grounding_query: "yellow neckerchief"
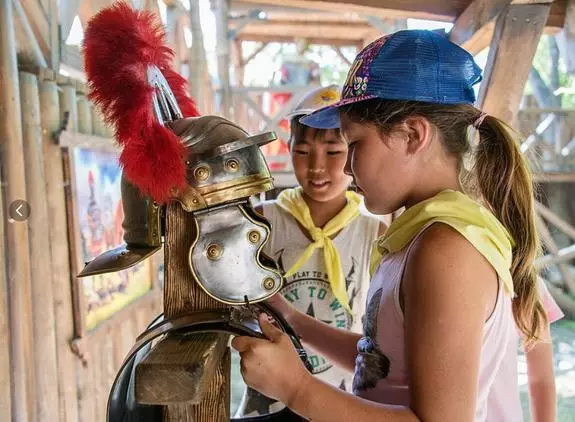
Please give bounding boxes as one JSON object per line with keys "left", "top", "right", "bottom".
{"left": 369, "top": 190, "right": 515, "bottom": 295}
{"left": 276, "top": 187, "right": 362, "bottom": 313}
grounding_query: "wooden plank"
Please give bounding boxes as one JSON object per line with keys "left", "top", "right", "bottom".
{"left": 452, "top": 0, "right": 566, "bottom": 54}
{"left": 77, "top": 94, "right": 94, "bottom": 135}
{"left": 157, "top": 203, "right": 231, "bottom": 421}
{"left": 535, "top": 213, "right": 575, "bottom": 294}
{"left": 533, "top": 172, "right": 575, "bottom": 183}
{"left": 163, "top": 349, "right": 231, "bottom": 421}
{"left": 136, "top": 333, "right": 229, "bottom": 404}
{"left": 536, "top": 201, "right": 575, "bottom": 241}
{"left": 213, "top": 0, "right": 232, "bottom": 118}
{"left": 20, "top": 71, "right": 61, "bottom": 422}
{"left": 39, "top": 77, "right": 80, "bottom": 422}
{"left": 18, "top": 0, "right": 51, "bottom": 61}
{"left": 0, "top": 160, "right": 11, "bottom": 422}
{"left": 0, "top": 2, "right": 35, "bottom": 420}
{"left": 238, "top": 33, "right": 359, "bottom": 46}
{"left": 76, "top": 344, "right": 96, "bottom": 422}
{"left": 478, "top": 3, "right": 551, "bottom": 123}
{"left": 450, "top": 0, "right": 512, "bottom": 52}
{"left": 240, "top": 22, "right": 373, "bottom": 42}
{"left": 233, "top": 0, "right": 467, "bottom": 21}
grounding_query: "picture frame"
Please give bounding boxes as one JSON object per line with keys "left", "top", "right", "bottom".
{"left": 61, "top": 131, "right": 157, "bottom": 337}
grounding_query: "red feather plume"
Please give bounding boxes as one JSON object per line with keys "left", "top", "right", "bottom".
{"left": 83, "top": 2, "right": 200, "bottom": 203}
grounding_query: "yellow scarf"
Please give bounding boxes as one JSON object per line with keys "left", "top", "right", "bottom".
{"left": 276, "top": 187, "right": 362, "bottom": 313}
{"left": 369, "top": 190, "right": 516, "bottom": 295}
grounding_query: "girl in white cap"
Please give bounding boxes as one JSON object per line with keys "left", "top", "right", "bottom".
{"left": 234, "top": 84, "right": 385, "bottom": 420}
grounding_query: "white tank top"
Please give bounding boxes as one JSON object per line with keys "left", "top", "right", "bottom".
{"left": 262, "top": 200, "right": 380, "bottom": 390}
{"left": 354, "top": 222, "right": 522, "bottom": 421}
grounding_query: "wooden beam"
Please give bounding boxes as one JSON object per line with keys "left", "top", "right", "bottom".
{"left": 18, "top": 0, "right": 51, "bottom": 60}
{"left": 240, "top": 21, "right": 373, "bottom": 41}
{"left": 136, "top": 333, "right": 228, "bottom": 404}
{"left": 535, "top": 213, "right": 575, "bottom": 294}
{"left": 13, "top": 0, "right": 48, "bottom": 67}
{"left": 238, "top": 33, "right": 360, "bottom": 46}
{"left": 40, "top": 75, "right": 80, "bottom": 422}
{"left": 233, "top": 0, "right": 466, "bottom": 21}
{"left": 450, "top": 0, "right": 513, "bottom": 53}
{"left": 0, "top": 157, "right": 11, "bottom": 422}
{"left": 212, "top": 0, "right": 232, "bottom": 118}
{"left": 0, "top": 1, "right": 35, "bottom": 421}
{"left": 146, "top": 203, "right": 231, "bottom": 421}
{"left": 532, "top": 172, "right": 575, "bottom": 183}
{"left": 333, "top": 46, "right": 352, "bottom": 65}
{"left": 478, "top": 3, "right": 551, "bottom": 122}
{"left": 242, "top": 42, "right": 269, "bottom": 66}
{"left": 451, "top": 0, "right": 566, "bottom": 54}
{"left": 20, "top": 71, "right": 61, "bottom": 421}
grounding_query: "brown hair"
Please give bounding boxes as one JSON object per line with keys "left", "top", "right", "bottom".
{"left": 341, "top": 99, "right": 546, "bottom": 344}
{"left": 289, "top": 116, "right": 342, "bottom": 149}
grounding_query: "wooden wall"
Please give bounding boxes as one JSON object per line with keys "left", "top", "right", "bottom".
{"left": 0, "top": 64, "right": 162, "bottom": 422}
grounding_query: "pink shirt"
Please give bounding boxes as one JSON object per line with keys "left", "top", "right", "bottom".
{"left": 353, "top": 225, "right": 563, "bottom": 421}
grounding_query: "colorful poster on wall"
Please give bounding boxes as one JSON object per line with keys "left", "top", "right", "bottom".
{"left": 71, "top": 147, "right": 152, "bottom": 331}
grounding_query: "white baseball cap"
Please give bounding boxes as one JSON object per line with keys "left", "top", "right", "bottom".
{"left": 285, "top": 84, "right": 341, "bottom": 121}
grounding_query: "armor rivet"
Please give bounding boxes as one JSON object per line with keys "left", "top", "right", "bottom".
{"left": 225, "top": 158, "right": 240, "bottom": 173}
{"left": 248, "top": 230, "right": 261, "bottom": 244}
{"left": 194, "top": 165, "right": 210, "bottom": 182}
{"left": 192, "top": 198, "right": 199, "bottom": 204}
{"left": 262, "top": 278, "right": 275, "bottom": 291}
{"left": 206, "top": 243, "right": 223, "bottom": 260}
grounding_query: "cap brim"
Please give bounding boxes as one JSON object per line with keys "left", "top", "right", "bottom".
{"left": 299, "top": 94, "right": 376, "bottom": 129}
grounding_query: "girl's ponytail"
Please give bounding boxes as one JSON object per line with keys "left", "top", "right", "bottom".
{"left": 475, "top": 116, "right": 546, "bottom": 344}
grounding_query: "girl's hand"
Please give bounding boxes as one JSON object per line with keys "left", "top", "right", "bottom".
{"left": 231, "top": 313, "right": 311, "bottom": 406}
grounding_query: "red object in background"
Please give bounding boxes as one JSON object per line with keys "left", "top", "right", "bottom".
{"left": 263, "top": 92, "right": 291, "bottom": 171}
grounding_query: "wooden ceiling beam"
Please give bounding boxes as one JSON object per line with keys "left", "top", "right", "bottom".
{"left": 240, "top": 22, "right": 373, "bottom": 40}
{"left": 478, "top": 3, "right": 552, "bottom": 122}
{"left": 238, "top": 34, "right": 359, "bottom": 46}
{"left": 451, "top": 0, "right": 565, "bottom": 54}
{"left": 232, "top": 0, "right": 464, "bottom": 22}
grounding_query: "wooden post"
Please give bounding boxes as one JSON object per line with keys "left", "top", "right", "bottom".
{"left": 189, "top": 0, "right": 208, "bottom": 109}
{"left": 211, "top": 0, "right": 232, "bottom": 119}
{"left": 39, "top": 73, "right": 80, "bottom": 422}
{"left": 20, "top": 71, "right": 61, "bottom": 422}
{"left": 92, "top": 107, "right": 108, "bottom": 138}
{"left": 477, "top": 3, "right": 552, "bottom": 122}
{"left": 77, "top": 93, "right": 94, "bottom": 135}
{"left": 0, "top": 167, "right": 11, "bottom": 422}
{"left": 136, "top": 204, "right": 230, "bottom": 421}
{"left": 59, "top": 80, "right": 79, "bottom": 132}
{"left": 0, "top": 1, "right": 35, "bottom": 420}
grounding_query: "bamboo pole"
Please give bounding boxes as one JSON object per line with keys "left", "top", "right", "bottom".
{"left": 77, "top": 93, "right": 94, "bottom": 135}
{"left": 0, "top": 1, "right": 35, "bottom": 420}
{"left": 20, "top": 71, "right": 61, "bottom": 422}
{"left": 39, "top": 76, "right": 80, "bottom": 422}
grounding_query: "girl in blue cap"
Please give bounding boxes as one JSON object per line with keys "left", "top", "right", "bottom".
{"left": 233, "top": 30, "right": 559, "bottom": 421}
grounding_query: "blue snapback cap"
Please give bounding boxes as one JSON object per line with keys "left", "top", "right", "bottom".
{"left": 300, "top": 30, "right": 483, "bottom": 129}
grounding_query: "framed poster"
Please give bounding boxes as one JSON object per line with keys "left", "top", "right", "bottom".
{"left": 62, "top": 133, "right": 155, "bottom": 335}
